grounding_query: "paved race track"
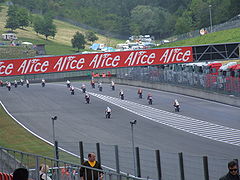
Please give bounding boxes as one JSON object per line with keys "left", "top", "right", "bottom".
{"left": 0, "top": 81, "right": 240, "bottom": 180}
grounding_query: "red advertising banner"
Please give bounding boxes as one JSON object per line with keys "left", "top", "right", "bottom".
{"left": 0, "top": 47, "right": 193, "bottom": 76}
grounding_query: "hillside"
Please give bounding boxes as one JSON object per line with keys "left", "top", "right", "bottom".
{"left": 0, "top": 5, "right": 124, "bottom": 59}
{"left": 158, "top": 28, "right": 240, "bottom": 48}
{"left": 10, "top": 0, "right": 240, "bottom": 39}
{"left": 1, "top": 4, "right": 240, "bottom": 60}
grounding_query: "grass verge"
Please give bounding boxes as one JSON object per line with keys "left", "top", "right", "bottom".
{"left": 0, "top": 103, "right": 80, "bottom": 165}
{"left": 158, "top": 27, "right": 240, "bottom": 48}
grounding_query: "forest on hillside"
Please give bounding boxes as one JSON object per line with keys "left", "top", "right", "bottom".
{"left": 2, "top": 0, "right": 240, "bottom": 39}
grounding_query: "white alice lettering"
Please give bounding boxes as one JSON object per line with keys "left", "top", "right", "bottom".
{"left": 159, "top": 48, "right": 191, "bottom": 63}
{"left": 54, "top": 57, "right": 64, "bottom": 71}
{"left": 125, "top": 52, "right": 155, "bottom": 66}
{"left": 17, "top": 59, "right": 48, "bottom": 74}
{"left": 89, "top": 54, "right": 120, "bottom": 68}
{"left": 0, "top": 62, "right": 13, "bottom": 75}
{"left": 54, "top": 56, "right": 85, "bottom": 71}
{"left": 183, "top": 50, "right": 191, "bottom": 61}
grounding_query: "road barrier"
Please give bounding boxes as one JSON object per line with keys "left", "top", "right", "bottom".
{"left": 56, "top": 141, "right": 236, "bottom": 180}
{"left": 0, "top": 146, "right": 141, "bottom": 180}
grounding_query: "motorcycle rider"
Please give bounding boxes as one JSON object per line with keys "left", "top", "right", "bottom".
{"left": 6, "top": 81, "right": 11, "bottom": 91}
{"left": 90, "top": 79, "right": 95, "bottom": 88}
{"left": 98, "top": 82, "right": 103, "bottom": 91}
{"left": 20, "top": 79, "right": 24, "bottom": 86}
{"left": 119, "top": 89, "right": 124, "bottom": 100}
{"left": 81, "top": 84, "right": 86, "bottom": 93}
{"left": 85, "top": 93, "right": 90, "bottom": 104}
{"left": 70, "top": 85, "right": 75, "bottom": 95}
{"left": 137, "top": 88, "right": 143, "bottom": 99}
{"left": 14, "top": 80, "right": 18, "bottom": 88}
{"left": 173, "top": 99, "right": 180, "bottom": 112}
{"left": 41, "top": 79, "right": 46, "bottom": 87}
{"left": 66, "top": 80, "right": 71, "bottom": 88}
{"left": 147, "top": 93, "right": 153, "bottom": 105}
{"left": 105, "top": 106, "right": 111, "bottom": 118}
{"left": 0, "top": 80, "right": 3, "bottom": 87}
{"left": 26, "top": 80, "right": 30, "bottom": 88}
{"left": 111, "top": 81, "right": 115, "bottom": 90}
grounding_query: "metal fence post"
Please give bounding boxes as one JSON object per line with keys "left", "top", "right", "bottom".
{"left": 54, "top": 141, "right": 59, "bottom": 160}
{"left": 135, "top": 147, "right": 141, "bottom": 177}
{"left": 0, "top": 148, "right": 3, "bottom": 172}
{"left": 20, "top": 152, "right": 23, "bottom": 167}
{"left": 115, "top": 145, "right": 120, "bottom": 174}
{"left": 79, "top": 141, "right": 84, "bottom": 164}
{"left": 96, "top": 143, "right": 101, "bottom": 165}
{"left": 203, "top": 156, "right": 209, "bottom": 180}
{"left": 155, "top": 150, "right": 162, "bottom": 180}
{"left": 178, "top": 152, "right": 185, "bottom": 180}
{"left": 55, "top": 141, "right": 60, "bottom": 180}
{"left": 35, "top": 156, "right": 39, "bottom": 180}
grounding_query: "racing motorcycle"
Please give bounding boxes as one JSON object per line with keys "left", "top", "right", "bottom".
{"left": 174, "top": 105, "right": 180, "bottom": 112}
{"left": 106, "top": 112, "right": 111, "bottom": 118}
{"left": 85, "top": 94, "right": 90, "bottom": 104}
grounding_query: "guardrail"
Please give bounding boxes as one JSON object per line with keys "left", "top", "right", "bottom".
{"left": 0, "top": 146, "right": 141, "bottom": 180}
{"left": 115, "top": 67, "right": 240, "bottom": 97}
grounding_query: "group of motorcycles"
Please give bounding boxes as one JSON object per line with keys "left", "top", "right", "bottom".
{"left": 137, "top": 88, "right": 180, "bottom": 111}
{"left": 66, "top": 80, "right": 91, "bottom": 104}
{"left": 90, "top": 80, "right": 116, "bottom": 92}
{"left": 2, "top": 79, "right": 46, "bottom": 91}
{"left": 2, "top": 78, "right": 180, "bottom": 119}
{"left": 66, "top": 80, "right": 117, "bottom": 118}
{"left": 137, "top": 88, "right": 153, "bottom": 105}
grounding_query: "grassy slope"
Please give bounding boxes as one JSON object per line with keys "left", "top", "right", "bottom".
{"left": 158, "top": 28, "right": 240, "bottom": 48}
{"left": 0, "top": 5, "right": 124, "bottom": 56}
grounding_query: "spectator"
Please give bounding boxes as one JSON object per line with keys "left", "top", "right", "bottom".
{"left": 80, "top": 152, "right": 103, "bottom": 180}
{"left": 219, "top": 160, "right": 240, "bottom": 180}
{"left": 107, "top": 71, "right": 112, "bottom": 77}
{"left": 101, "top": 73, "right": 106, "bottom": 78}
{"left": 40, "top": 164, "right": 52, "bottom": 180}
{"left": 13, "top": 168, "right": 29, "bottom": 180}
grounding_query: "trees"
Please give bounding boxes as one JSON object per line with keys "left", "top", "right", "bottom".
{"left": 175, "top": 14, "right": 193, "bottom": 34}
{"left": 5, "top": 5, "right": 30, "bottom": 30}
{"left": 33, "top": 15, "right": 57, "bottom": 39}
{"left": 18, "top": 7, "right": 30, "bottom": 28}
{"left": 71, "top": 32, "right": 86, "bottom": 52}
{"left": 33, "top": 16, "right": 42, "bottom": 35}
{"left": 41, "top": 16, "right": 57, "bottom": 39}
{"left": 6, "top": 0, "right": 240, "bottom": 39}
{"left": 129, "top": 5, "right": 173, "bottom": 38}
{"left": 5, "top": 5, "right": 19, "bottom": 30}
{"left": 85, "top": 31, "right": 98, "bottom": 44}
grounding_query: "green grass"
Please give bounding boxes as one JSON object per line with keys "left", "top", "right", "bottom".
{"left": 19, "top": 37, "right": 78, "bottom": 55}
{"left": 0, "top": 45, "right": 36, "bottom": 59}
{"left": 0, "top": 103, "right": 81, "bottom": 164}
{"left": 0, "top": 5, "right": 125, "bottom": 59}
{"left": 158, "top": 28, "right": 240, "bottom": 48}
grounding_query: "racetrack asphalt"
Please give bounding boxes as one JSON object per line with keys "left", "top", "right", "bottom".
{"left": 0, "top": 81, "right": 240, "bottom": 180}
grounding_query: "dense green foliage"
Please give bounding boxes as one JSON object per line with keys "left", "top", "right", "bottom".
{"left": 33, "top": 15, "right": 57, "bottom": 39}
{"left": 9, "top": 0, "right": 240, "bottom": 39}
{"left": 71, "top": 31, "right": 86, "bottom": 51}
{"left": 85, "top": 31, "right": 98, "bottom": 44}
{"left": 5, "top": 5, "right": 30, "bottom": 30}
